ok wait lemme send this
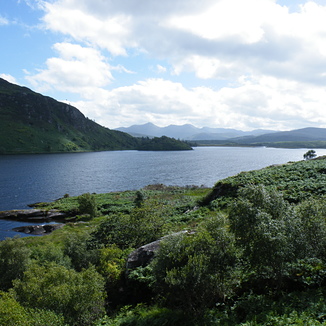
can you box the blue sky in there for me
[1,0,326,130]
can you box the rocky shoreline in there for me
[0,209,68,221]
[0,209,68,235]
[12,223,65,235]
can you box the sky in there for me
[1,0,326,131]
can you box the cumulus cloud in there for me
[24,0,326,129]
[69,76,326,130]
[26,42,114,94]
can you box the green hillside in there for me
[0,78,140,154]
[0,78,192,154]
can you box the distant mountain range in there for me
[116,123,326,148]
[115,122,276,140]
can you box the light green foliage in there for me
[0,291,66,326]
[78,192,98,217]
[97,245,127,282]
[30,243,71,268]
[150,215,238,315]
[0,291,30,326]
[13,262,106,326]
[0,237,31,291]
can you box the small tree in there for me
[303,150,316,160]
[78,192,98,217]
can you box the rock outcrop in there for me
[0,209,68,221]
[126,231,190,272]
[13,223,65,235]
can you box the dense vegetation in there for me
[0,78,192,153]
[3,157,326,325]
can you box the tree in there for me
[303,150,317,160]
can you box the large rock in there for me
[126,231,189,272]
[13,223,65,235]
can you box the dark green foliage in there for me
[137,136,193,151]
[63,233,100,271]
[13,262,106,326]
[0,237,31,291]
[95,305,194,326]
[304,149,317,160]
[134,190,145,208]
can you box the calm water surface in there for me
[1,147,326,239]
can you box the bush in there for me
[228,185,292,284]
[63,233,100,271]
[13,262,106,326]
[0,292,65,326]
[150,215,239,316]
[78,192,98,217]
[0,237,31,291]
[90,203,166,250]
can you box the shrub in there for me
[78,192,98,217]
[13,262,106,326]
[150,215,239,316]
[0,292,65,326]
[0,237,31,291]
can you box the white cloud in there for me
[156,65,167,74]
[26,42,114,94]
[68,76,326,130]
[42,2,133,56]
[0,16,9,25]
[0,74,17,84]
[23,0,326,130]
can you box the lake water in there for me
[1,146,326,240]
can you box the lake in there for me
[1,146,326,239]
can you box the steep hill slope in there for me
[0,78,139,154]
